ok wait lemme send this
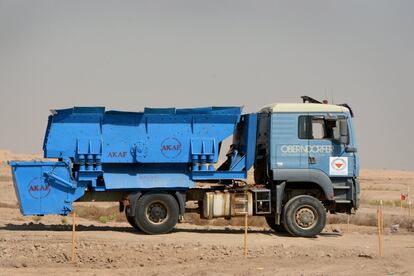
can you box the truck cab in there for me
[255,101,359,236]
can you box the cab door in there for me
[304,114,355,177]
[271,113,309,171]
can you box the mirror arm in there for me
[345,146,357,153]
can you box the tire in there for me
[125,206,141,231]
[282,195,326,237]
[134,193,179,235]
[265,216,287,233]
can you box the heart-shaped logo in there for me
[331,158,347,171]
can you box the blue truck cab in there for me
[255,101,359,235]
[9,98,359,237]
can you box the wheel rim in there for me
[145,201,169,225]
[294,205,318,230]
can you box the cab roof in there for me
[260,103,349,113]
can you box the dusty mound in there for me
[0,149,40,163]
[0,149,41,176]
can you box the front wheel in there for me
[134,193,179,235]
[283,195,326,237]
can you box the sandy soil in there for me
[1,150,414,275]
[0,150,40,175]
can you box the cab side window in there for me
[299,116,337,140]
[311,118,326,139]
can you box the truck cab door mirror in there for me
[339,120,349,144]
[339,120,348,137]
[333,119,349,145]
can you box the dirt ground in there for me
[1,150,414,275]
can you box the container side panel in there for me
[102,163,194,189]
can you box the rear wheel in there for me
[265,216,287,233]
[134,193,179,235]
[125,206,141,231]
[283,195,326,237]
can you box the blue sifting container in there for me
[9,161,84,215]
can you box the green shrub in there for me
[32,216,42,223]
[99,216,109,223]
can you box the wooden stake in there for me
[347,215,350,233]
[376,209,383,257]
[243,190,248,257]
[71,210,76,263]
[380,200,384,233]
[244,211,248,256]
[381,212,384,257]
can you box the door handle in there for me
[308,156,316,164]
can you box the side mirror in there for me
[339,120,348,137]
[339,120,349,144]
[333,119,349,145]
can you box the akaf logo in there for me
[28,177,51,199]
[108,151,128,158]
[331,158,347,171]
[161,137,182,159]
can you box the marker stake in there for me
[347,215,350,233]
[71,210,76,263]
[244,191,248,257]
[377,208,383,257]
[380,200,384,233]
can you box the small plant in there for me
[61,217,68,224]
[99,216,109,223]
[32,216,42,223]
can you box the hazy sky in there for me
[0,1,413,170]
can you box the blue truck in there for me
[9,96,359,237]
